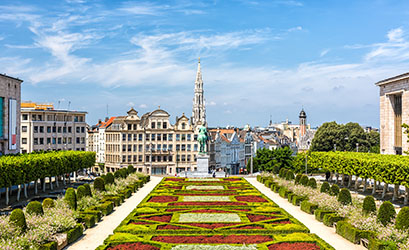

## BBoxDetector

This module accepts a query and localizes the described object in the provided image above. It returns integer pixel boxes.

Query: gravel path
[66,176,163,250]
[246,177,366,250]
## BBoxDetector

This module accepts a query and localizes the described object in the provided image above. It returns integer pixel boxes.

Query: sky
[2,0,409,128]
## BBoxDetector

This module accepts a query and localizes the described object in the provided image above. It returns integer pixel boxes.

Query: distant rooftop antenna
[68,101,71,110]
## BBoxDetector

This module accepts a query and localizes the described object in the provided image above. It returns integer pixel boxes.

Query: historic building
[0,74,22,155]
[297,109,315,151]
[376,72,409,155]
[99,59,207,174]
[87,117,115,164]
[20,102,87,153]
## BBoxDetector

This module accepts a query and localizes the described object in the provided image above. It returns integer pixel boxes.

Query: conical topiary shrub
[105,173,114,185]
[77,185,87,200]
[377,201,396,226]
[308,178,317,189]
[329,184,340,196]
[65,188,77,210]
[287,170,295,180]
[83,183,92,197]
[10,209,27,231]
[295,174,302,184]
[94,177,105,192]
[26,201,44,215]
[300,175,309,186]
[320,182,330,193]
[337,188,352,205]
[127,165,135,174]
[396,207,409,230]
[42,198,55,209]
[362,196,376,214]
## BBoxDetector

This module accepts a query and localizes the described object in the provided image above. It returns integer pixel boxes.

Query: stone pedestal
[196,154,209,173]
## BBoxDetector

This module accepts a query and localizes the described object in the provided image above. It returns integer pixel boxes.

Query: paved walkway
[246,177,366,250]
[66,176,162,250]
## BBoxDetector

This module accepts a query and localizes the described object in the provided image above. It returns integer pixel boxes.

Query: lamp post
[356,143,359,152]
[305,140,310,175]
[334,143,336,152]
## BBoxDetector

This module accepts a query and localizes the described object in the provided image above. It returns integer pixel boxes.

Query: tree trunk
[17,184,21,201]
[348,175,352,188]
[335,173,339,184]
[55,176,59,187]
[382,183,388,199]
[330,172,334,182]
[63,175,66,185]
[354,176,360,190]
[49,177,53,190]
[35,180,38,195]
[73,171,77,182]
[6,187,9,205]
[372,180,377,195]
[42,178,46,192]
[363,178,367,192]
[341,174,345,186]
[392,184,400,202]
[404,187,409,206]
[24,183,28,198]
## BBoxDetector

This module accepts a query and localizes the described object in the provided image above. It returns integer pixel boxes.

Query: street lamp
[305,140,310,175]
[334,143,336,152]
[356,143,359,152]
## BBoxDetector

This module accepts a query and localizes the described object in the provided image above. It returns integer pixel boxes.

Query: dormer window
[182,123,186,129]
[163,122,167,129]
[151,122,155,129]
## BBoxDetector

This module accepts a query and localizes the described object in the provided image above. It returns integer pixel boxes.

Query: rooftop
[375,71,409,86]
[0,73,23,82]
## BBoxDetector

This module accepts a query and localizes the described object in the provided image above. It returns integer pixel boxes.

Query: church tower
[192,58,206,126]
[299,108,307,137]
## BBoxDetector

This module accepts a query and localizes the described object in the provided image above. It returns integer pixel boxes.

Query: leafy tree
[250,147,294,173]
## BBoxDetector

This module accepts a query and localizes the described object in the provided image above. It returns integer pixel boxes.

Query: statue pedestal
[183,154,210,178]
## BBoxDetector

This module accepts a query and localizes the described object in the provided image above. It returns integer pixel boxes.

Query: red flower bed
[165,178,185,181]
[157,225,188,230]
[151,235,274,244]
[229,225,264,229]
[148,196,178,203]
[140,215,172,222]
[228,186,249,189]
[189,209,232,213]
[166,208,187,212]
[247,214,277,222]
[108,242,160,250]
[162,185,182,190]
[235,196,268,202]
[182,193,237,196]
[185,223,240,229]
[223,178,242,181]
[169,202,247,206]
[130,221,154,225]
[268,242,321,250]
[268,220,291,224]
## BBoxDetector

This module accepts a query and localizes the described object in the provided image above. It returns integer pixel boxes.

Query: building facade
[376,72,409,155]
[0,74,22,155]
[20,102,87,153]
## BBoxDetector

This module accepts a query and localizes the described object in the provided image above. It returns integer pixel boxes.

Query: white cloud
[387,28,404,42]
[320,49,330,57]
[139,104,148,109]
[208,101,216,106]
[274,0,304,7]
[127,102,135,107]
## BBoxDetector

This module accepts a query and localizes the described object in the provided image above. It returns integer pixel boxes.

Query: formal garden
[0,151,150,249]
[97,177,334,250]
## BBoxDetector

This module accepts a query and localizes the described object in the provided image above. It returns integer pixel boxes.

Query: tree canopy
[248,147,294,173]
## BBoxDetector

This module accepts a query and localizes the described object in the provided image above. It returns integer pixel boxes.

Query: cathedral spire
[192,57,206,126]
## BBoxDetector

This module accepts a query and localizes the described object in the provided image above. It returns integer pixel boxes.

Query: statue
[197,125,208,154]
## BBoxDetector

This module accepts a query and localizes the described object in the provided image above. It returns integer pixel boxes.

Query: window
[57,138,61,144]
[63,127,66,133]
[128,134,132,141]
[176,144,180,151]
[181,144,186,151]
[139,155,142,162]
[168,134,173,141]
[47,138,51,144]
[133,134,137,141]
[187,144,191,151]
[68,137,72,144]
[157,134,161,141]
[76,137,80,144]
[151,122,155,129]
[122,155,126,162]
[123,145,126,152]
[39,138,44,145]
[146,134,150,141]
[22,126,27,132]
[47,126,51,133]
[151,134,155,140]
[128,155,131,162]
[176,155,180,162]
[182,123,186,129]
[163,122,167,129]
[163,144,167,151]
[139,145,142,152]
[34,138,38,145]
[34,126,38,133]
[182,155,186,162]
[58,127,62,133]
[133,155,137,162]
[133,124,137,130]
[176,134,180,141]
[38,115,42,121]
[122,134,126,141]
[194,134,198,141]
[133,144,137,152]
[22,138,27,144]
[168,155,172,161]
[68,127,72,133]
[146,155,150,162]
[81,127,85,133]
[182,134,186,141]
[162,134,167,140]
[157,144,161,151]
[187,155,191,162]
[53,126,56,133]
[128,124,132,130]
[32,114,36,121]
[194,144,198,151]
[169,144,173,151]
[22,114,28,121]
[128,144,132,152]
[76,127,80,133]
[52,138,56,144]
[138,134,143,141]
[157,122,161,128]
[187,134,191,141]
[39,126,44,133]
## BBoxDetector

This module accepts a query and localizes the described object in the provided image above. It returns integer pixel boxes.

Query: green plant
[377,201,396,226]
[396,206,409,230]
[286,170,295,180]
[77,185,87,200]
[300,175,309,186]
[320,182,330,193]
[65,188,77,210]
[362,196,376,214]
[94,177,105,192]
[307,178,317,189]
[329,184,340,196]
[337,188,352,205]
[295,174,302,184]
[26,201,44,215]
[67,224,83,243]
[83,183,92,197]
[10,208,27,231]
[42,198,55,209]
[127,165,135,174]
[105,173,114,185]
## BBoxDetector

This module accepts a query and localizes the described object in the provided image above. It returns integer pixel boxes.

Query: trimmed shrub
[127,165,135,174]
[336,221,373,244]
[26,201,44,215]
[100,174,106,182]
[292,195,306,206]
[42,198,55,209]
[300,200,318,214]
[67,224,83,244]
[329,184,340,196]
[279,187,289,198]
[78,213,96,228]
[286,170,295,180]
[83,183,92,197]
[307,178,317,189]
[65,188,77,210]
[314,209,335,222]
[279,168,284,178]
[320,182,330,193]
[295,174,302,184]
[300,175,309,186]
[105,173,114,185]
[323,213,344,227]
[10,209,26,231]
[337,188,352,205]
[377,201,396,226]
[114,170,122,179]
[362,196,376,214]
[77,185,87,200]
[396,207,409,230]
[39,241,57,250]
[94,177,105,192]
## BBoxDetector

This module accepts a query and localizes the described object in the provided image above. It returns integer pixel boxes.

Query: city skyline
[2,1,409,127]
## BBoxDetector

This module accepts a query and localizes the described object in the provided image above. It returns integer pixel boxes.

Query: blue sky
[2,0,409,128]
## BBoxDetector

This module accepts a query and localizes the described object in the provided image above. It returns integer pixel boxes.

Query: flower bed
[186,185,224,190]
[108,242,160,250]
[182,196,231,202]
[268,242,321,250]
[178,213,241,223]
[148,196,178,203]
[169,201,247,206]
[151,235,274,244]
[235,196,268,202]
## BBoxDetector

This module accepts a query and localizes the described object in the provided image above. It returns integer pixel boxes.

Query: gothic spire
[192,57,206,126]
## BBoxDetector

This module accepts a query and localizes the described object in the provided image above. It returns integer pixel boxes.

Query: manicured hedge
[67,223,84,244]
[336,221,373,244]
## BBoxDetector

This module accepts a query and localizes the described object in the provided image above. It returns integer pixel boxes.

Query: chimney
[98,119,102,124]
[105,117,109,122]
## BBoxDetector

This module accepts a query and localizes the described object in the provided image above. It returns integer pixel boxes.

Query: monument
[196,125,210,175]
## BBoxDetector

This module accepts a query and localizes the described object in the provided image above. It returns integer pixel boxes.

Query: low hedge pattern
[97,177,334,249]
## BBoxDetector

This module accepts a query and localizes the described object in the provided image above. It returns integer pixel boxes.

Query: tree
[249,147,294,173]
